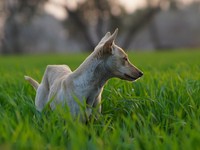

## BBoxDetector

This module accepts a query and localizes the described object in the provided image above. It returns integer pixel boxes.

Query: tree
[1,0,176,53]
[1,0,46,54]
[60,0,161,51]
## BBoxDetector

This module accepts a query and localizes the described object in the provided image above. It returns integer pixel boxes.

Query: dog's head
[94,29,143,81]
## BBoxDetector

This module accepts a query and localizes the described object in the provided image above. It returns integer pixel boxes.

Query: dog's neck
[72,54,113,89]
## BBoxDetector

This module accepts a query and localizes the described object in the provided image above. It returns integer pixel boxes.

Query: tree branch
[122,7,160,50]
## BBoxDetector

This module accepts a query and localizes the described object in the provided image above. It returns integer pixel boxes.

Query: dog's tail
[24,75,39,91]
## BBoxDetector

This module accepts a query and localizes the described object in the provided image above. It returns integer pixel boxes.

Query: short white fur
[25,29,143,122]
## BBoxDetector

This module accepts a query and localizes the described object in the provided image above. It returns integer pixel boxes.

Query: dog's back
[25,65,72,111]
[43,65,72,87]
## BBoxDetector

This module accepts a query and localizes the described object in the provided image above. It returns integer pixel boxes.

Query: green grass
[0,51,200,150]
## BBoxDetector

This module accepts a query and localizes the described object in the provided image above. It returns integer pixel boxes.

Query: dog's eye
[123,57,128,61]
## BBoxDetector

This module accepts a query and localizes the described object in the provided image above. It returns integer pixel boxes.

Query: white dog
[25,29,143,121]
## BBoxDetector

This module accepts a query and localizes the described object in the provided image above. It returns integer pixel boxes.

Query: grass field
[0,51,200,150]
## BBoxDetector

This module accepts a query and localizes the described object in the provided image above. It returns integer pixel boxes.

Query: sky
[44,0,197,20]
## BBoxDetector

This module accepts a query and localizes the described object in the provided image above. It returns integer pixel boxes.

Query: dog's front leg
[92,95,102,120]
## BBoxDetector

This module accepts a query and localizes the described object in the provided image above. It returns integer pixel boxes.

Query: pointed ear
[104,32,112,39]
[103,28,118,52]
[96,32,111,46]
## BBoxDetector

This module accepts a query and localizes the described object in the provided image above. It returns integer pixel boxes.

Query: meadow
[0,51,200,150]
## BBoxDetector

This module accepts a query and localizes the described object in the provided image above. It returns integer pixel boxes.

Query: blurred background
[0,0,200,54]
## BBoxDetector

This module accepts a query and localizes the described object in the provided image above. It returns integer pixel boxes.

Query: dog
[25,29,143,121]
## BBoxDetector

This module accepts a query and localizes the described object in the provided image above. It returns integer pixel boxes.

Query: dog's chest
[73,83,102,105]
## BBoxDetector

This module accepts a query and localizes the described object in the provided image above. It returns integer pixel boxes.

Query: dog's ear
[102,32,112,42]
[96,32,111,47]
[94,32,111,51]
[103,28,118,53]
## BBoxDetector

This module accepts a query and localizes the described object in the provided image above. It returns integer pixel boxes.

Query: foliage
[0,51,200,149]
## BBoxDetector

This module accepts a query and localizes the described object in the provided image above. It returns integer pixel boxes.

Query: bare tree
[53,0,162,51]
[1,0,46,54]
[1,0,178,53]
[148,0,180,49]
[121,7,160,49]
[61,0,125,51]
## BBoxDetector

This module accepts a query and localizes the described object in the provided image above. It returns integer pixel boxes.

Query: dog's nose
[138,71,143,77]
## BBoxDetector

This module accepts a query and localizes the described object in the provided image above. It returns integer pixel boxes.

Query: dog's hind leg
[34,67,51,111]
[35,83,49,111]
[24,75,48,111]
